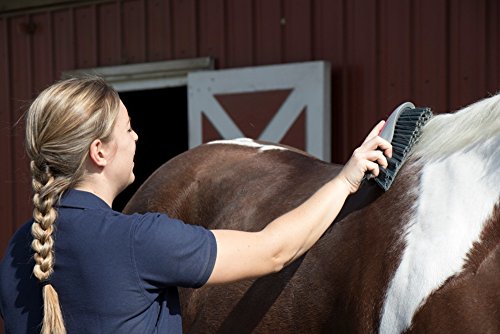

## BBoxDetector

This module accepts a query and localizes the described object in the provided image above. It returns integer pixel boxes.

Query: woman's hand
[338,121,393,194]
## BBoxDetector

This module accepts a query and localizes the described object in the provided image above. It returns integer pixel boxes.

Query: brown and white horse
[124,95,500,333]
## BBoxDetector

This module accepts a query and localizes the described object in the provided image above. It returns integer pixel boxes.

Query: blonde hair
[25,77,121,334]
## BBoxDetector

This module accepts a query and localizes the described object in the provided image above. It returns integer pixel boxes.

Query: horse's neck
[310,134,500,334]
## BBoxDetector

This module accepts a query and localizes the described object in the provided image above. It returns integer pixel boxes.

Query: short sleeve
[131,213,217,290]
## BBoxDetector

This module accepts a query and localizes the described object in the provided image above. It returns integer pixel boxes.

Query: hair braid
[30,160,67,334]
[25,76,120,334]
[30,160,57,281]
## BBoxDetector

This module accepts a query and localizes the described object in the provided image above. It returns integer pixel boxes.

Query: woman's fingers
[352,148,388,171]
[363,150,389,169]
[365,160,380,177]
[360,135,393,159]
[361,120,393,159]
[339,121,394,194]
[363,120,386,144]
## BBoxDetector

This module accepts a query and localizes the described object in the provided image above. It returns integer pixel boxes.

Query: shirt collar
[58,189,111,210]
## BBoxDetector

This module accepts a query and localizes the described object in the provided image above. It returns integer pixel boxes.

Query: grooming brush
[372,102,433,191]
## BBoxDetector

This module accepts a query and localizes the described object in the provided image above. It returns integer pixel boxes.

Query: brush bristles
[375,107,433,191]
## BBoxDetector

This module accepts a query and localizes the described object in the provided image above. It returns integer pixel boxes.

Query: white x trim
[188,61,331,161]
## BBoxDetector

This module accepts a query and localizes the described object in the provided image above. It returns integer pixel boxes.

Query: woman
[0,77,391,334]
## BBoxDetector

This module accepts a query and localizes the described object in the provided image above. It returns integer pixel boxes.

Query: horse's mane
[411,93,500,162]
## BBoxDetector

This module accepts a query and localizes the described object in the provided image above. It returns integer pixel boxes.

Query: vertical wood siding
[9,15,32,242]
[0,17,13,262]
[0,0,499,267]
[413,0,448,112]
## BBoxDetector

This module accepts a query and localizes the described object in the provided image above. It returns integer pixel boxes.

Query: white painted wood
[63,57,214,92]
[188,61,331,161]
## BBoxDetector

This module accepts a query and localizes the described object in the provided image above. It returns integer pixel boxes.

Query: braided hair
[25,77,120,334]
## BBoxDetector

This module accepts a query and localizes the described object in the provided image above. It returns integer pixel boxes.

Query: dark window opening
[113,86,188,212]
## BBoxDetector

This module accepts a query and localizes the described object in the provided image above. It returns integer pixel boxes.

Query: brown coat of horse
[124,97,500,333]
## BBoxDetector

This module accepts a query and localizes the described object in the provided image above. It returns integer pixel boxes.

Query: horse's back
[125,139,407,333]
[125,141,350,332]
[125,141,341,230]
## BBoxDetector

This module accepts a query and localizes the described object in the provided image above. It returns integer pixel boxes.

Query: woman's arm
[206,121,392,285]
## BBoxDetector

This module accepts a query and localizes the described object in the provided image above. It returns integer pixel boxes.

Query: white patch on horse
[208,138,288,152]
[380,135,500,334]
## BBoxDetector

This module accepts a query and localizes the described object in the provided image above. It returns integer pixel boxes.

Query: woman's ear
[88,139,108,167]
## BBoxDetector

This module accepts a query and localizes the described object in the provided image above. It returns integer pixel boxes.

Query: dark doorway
[113,86,188,212]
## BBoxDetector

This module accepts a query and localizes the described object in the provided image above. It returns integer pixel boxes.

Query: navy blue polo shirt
[0,189,217,333]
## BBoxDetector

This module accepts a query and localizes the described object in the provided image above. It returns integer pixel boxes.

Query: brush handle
[363,102,416,182]
[379,102,416,142]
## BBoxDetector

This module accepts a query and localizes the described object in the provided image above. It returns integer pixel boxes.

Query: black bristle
[374,107,433,191]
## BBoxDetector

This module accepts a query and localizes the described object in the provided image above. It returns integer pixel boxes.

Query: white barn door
[187,61,331,161]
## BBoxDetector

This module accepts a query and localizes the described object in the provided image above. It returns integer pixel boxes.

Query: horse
[124,95,500,333]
